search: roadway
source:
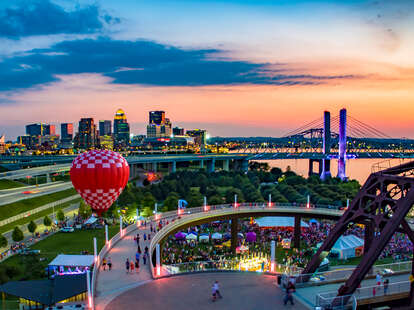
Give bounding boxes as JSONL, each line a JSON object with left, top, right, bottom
{"left": 0, "top": 201, "right": 79, "bottom": 253}
{"left": 0, "top": 181, "right": 74, "bottom": 206}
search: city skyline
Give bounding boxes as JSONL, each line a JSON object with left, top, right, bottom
{"left": 1, "top": 0, "right": 414, "bottom": 139}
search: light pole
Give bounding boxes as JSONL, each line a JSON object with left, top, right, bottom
{"left": 234, "top": 194, "right": 237, "bottom": 207}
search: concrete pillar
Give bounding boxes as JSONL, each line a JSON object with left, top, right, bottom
{"left": 170, "top": 161, "right": 176, "bottom": 173}
{"left": 321, "top": 111, "right": 332, "bottom": 180}
{"left": 207, "top": 159, "right": 215, "bottom": 173}
{"left": 152, "top": 162, "right": 158, "bottom": 172}
{"left": 86, "top": 269, "right": 92, "bottom": 310}
{"left": 231, "top": 218, "right": 238, "bottom": 254}
{"left": 294, "top": 216, "right": 301, "bottom": 248}
{"left": 119, "top": 216, "right": 123, "bottom": 236}
{"left": 223, "top": 159, "right": 229, "bottom": 171}
{"left": 93, "top": 237, "right": 98, "bottom": 264}
{"left": 46, "top": 173, "right": 51, "bottom": 183}
{"left": 337, "top": 108, "right": 347, "bottom": 180}
{"left": 105, "top": 225, "right": 108, "bottom": 244}
{"left": 241, "top": 159, "right": 248, "bottom": 173}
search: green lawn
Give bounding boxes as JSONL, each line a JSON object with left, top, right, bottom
{"left": 0, "top": 225, "right": 120, "bottom": 283}
{"left": 0, "top": 179, "right": 24, "bottom": 190}
{"left": 0, "top": 198, "right": 81, "bottom": 234}
{"left": 17, "top": 174, "right": 70, "bottom": 186}
{"left": 0, "top": 188, "right": 77, "bottom": 221}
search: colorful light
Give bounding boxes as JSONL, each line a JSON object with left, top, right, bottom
{"left": 156, "top": 266, "right": 161, "bottom": 276}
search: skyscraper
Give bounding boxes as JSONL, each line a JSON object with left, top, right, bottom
{"left": 99, "top": 120, "right": 112, "bottom": 136}
{"left": 61, "top": 123, "right": 73, "bottom": 142}
{"left": 44, "top": 124, "right": 56, "bottom": 136}
{"left": 173, "top": 127, "right": 185, "bottom": 136}
{"left": 26, "top": 123, "right": 43, "bottom": 136}
{"left": 149, "top": 111, "right": 165, "bottom": 125}
{"left": 75, "top": 118, "right": 96, "bottom": 149}
{"left": 113, "top": 109, "right": 130, "bottom": 148}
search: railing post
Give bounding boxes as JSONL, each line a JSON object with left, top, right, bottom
{"left": 270, "top": 240, "right": 276, "bottom": 272}
{"left": 156, "top": 243, "right": 161, "bottom": 276}
{"left": 86, "top": 269, "right": 93, "bottom": 310}
{"left": 119, "top": 216, "right": 123, "bottom": 236}
{"left": 93, "top": 237, "right": 97, "bottom": 264}
{"left": 234, "top": 194, "right": 237, "bottom": 208}
{"left": 268, "top": 194, "right": 272, "bottom": 207}
{"left": 105, "top": 225, "right": 108, "bottom": 245}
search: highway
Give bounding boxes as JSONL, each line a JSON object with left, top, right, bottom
{"left": 0, "top": 181, "right": 74, "bottom": 206}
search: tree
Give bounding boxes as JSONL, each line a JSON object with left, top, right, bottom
{"left": 78, "top": 201, "right": 92, "bottom": 219}
{"left": 0, "top": 234, "right": 7, "bottom": 248}
{"left": 142, "top": 192, "right": 156, "bottom": 209}
{"left": 163, "top": 192, "right": 179, "bottom": 211}
{"left": 27, "top": 221, "right": 37, "bottom": 235}
{"left": 56, "top": 209, "right": 65, "bottom": 222}
{"left": 208, "top": 195, "right": 223, "bottom": 205}
{"left": 12, "top": 227, "right": 24, "bottom": 243}
{"left": 43, "top": 216, "right": 52, "bottom": 227}
{"left": 225, "top": 188, "right": 244, "bottom": 204}
{"left": 186, "top": 189, "right": 203, "bottom": 207}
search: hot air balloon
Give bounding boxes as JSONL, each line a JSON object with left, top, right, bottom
{"left": 70, "top": 150, "right": 129, "bottom": 216}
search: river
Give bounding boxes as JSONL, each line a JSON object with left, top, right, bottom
{"left": 258, "top": 158, "right": 410, "bottom": 185}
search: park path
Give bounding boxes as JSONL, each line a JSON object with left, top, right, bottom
{"left": 95, "top": 224, "right": 154, "bottom": 310}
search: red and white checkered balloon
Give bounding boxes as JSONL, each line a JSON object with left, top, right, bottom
{"left": 70, "top": 150, "right": 129, "bottom": 216}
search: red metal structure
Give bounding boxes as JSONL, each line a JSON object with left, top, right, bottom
{"left": 301, "top": 160, "right": 414, "bottom": 306}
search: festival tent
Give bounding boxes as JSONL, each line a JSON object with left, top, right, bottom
{"left": 309, "top": 219, "right": 319, "bottom": 225}
{"left": 186, "top": 233, "right": 198, "bottom": 240}
{"left": 246, "top": 232, "right": 256, "bottom": 242}
{"left": 199, "top": 234, "right": 210, "bottom": 242}
{"left": 211, "top": 232, "right": 223, "bottom": 240}
{"left": 331, "top": 235, "right": 364, "bottom": 259}
{"left": 84, "top": 216, "right": 98, "bottom": 225}
{"left": 238, "top": 233, "right": 244, "bottom": 239}
{"left": 236, "top": 245, "right": 249, "bottom": 253}
{"left": 175, "top": 232, "right": 187, "bottom": 239}
{"left": 255, "top": 217, "right": 309, "bottom": 228}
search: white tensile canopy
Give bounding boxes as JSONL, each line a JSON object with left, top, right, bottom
{"left": 48, "top": 254, "right": 95, "bottom": 267}
{"left": 211, "top": 232, "right": 223, "bottom": 239}
{"left": 186, "top": 233, "right": 198, "bottom": 240}
{"left": 255, "top": 217, "right": 309, "bottom": 228}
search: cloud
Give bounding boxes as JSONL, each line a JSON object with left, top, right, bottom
{"left": 0, "top": 37, "right": 358, "bottom": 92}
{"left": 0, "top": 0, "right": 119, "bottom": 39}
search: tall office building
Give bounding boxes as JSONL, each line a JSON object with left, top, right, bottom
{"left": 26, "top": 123, "right": 44, "bottom": 136}
{"left": 147, "top": 111, "right": 172, "bottom": 138}
{"left": 0, "top": 135, "right": 5, "bottom": 154}
{"left": 186, "top": 129, "right": 207, "bottom": 146}
{"left": 113, "top": 109, "right": 130, "bottom": 148}
{"left": 61, "top": 123, "right": 73, "bottom": 142}
{"left": 149, "top": 111, "right": 165, "bottom": 125}
{"left": 75, "top": 118, "right": 96, "bottom": 149}
{"left": 44, "top": 124, "right": 56, "bottom": 136}
{"left": 173, "top": 127, "right": 185, "bottom": 136}
{"left": 99, "top": 120, "right": 112, "bottom": 136}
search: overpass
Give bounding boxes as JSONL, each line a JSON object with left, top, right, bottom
{"left": 0, "top": 154, "right": 250, "bottom": 180}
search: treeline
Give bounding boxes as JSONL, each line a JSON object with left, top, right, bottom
{"left": 111, "top": 162, "right": 361, "bottom": 219}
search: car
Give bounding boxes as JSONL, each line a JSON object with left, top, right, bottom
{"left": 60, "top": 227, "right": 74, "bottom": 233}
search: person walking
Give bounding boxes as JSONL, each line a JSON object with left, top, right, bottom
{"left": 130, "top": 260, "right": 135, "bottom": 273}
{"left": 107, "top": 257, "right": 112, "bottom": 271}
{"left": 384, "top": 279, "right": 389, "bottom": 295}
{"left": 283, "top": 282, "right": 295, "bottom": 306}
{"left": 211, "top": 283, "right": 217, "bottom": 302}
{"left": 102, "top": 258, "right": 107, "bottom": 271}
{"left": 125, "top": 258, "right": 130, "bottom": 274}
{"left": 135, "top": 258, "right": 140, "bottom": 272}
{"left": 213, "top": 281, "right": 222, "bottom": 299}
{"left": 144, "top": 233, "right": 147, "bottom": 241}
{"left": 143, "top": 252, "right": 147, "bottom": 265}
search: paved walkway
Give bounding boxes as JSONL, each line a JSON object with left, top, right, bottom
{"left": 106, "top": 273, "right": 307, "bottom": 310}
{"left": 95, "top": 223, "right": 154, "bottom": 310}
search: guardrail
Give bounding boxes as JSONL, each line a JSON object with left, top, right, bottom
{"left": 295, "top": 261, "right": 412, "bottom": 287}
{"left": 163, "top": 259, "right": 302, "bottom": 276}
{"left": 316, "top": 281, "right": 410, "bottom": 309}
{"left": 0, "top": 194, "right": 80, "bottom": 227}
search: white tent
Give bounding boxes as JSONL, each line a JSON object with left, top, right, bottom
{"left": 186, "top": 233, "right": 198, "bottom": 240}
{"left": 48, "top": 254, "right": 94, "bottom": 267}
{"left": 211, "top": 232, "right": 223, "bottom": 240}
{"left": 84, "top": 216, "right": 98, "bottom": 225}
{"left": 255, "top": 217, "right": 309, "bottom": 228}
{"left": 331, "top": 235, "right": 364, "bottom": 259}
{"left": 199, "top": 235, "right": 210, "bottom": 242}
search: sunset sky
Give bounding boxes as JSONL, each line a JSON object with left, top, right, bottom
{"left": 0, "top": 0, "right": 413, "bottom": 139}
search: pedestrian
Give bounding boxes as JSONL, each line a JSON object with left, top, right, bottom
{"left": 135, "top": 251, "right": 140, "bottom": 264}
{"left": 138, "top": 245, "right": 142, "bottom": 254}
{"left": 130, "top": 260, "right": 135, "bottom": 273}
{"left": 143, "top": 253, "right": 147, "bottom": 265}
{"left": 211, "top": 283, "right": 217, "bottom": 302}
{"left": 135, "top": 258, "right": 139, "bottom": 272}
{"left": 283, "top": 282, "right": 295, "bottom": 306}
{"left": 144, "top": 233, "right": 147, "bottom": 241}
{"left": 102, "top": 258, "right": 107, "bottom": 271}
{"left": 145, "top": 246, "right": 149, "bottom": 254}
{"left": 372, "top": 286, "right": 376, "bottom": 297}
{"left": 107, "top": 257, "right": 112, "bottom": 271}
{"left": 376, "top": 272, "right": 382, "bottom": 286}
{"left": 213, "top": 281, "right": 222, "bottom": 299}
{"left": 148, "top": 234, "right": 151, "bottom": 241}
{"left": 384, "top": 279, "right": 389, "bottom": 295}
{"left": 126, "top": 258, "right": 130, "bottom": 274}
